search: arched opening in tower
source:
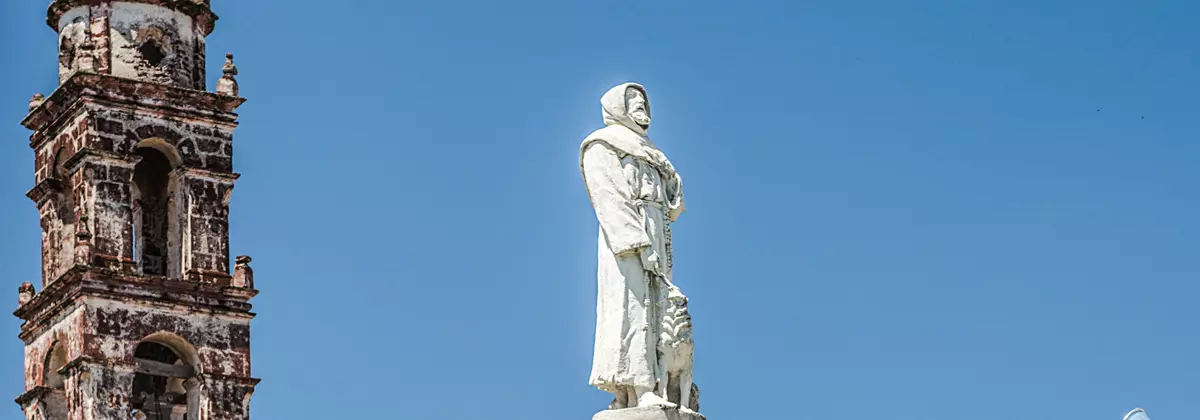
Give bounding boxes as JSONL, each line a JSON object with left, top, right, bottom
{"left": 131, "top": 341, "right": 195, "bottom": 420}
{"left": 133, "top": 146, "right": 174, "bottom": 276}
{"left": 41, "top": 341, "right": 69, "bottom": 419}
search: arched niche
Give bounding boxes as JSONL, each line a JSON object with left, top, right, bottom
{"left": 132, "top": 138, "right": 183, "bottom": 277}
{"left": 40, "top": 339, "right": 69, "bottom": 419}
{"left": 131, "top": 332, "right": 201, "bottom": 420}
{"left": 42, "top": 340, "right": 68, "bottom": 389}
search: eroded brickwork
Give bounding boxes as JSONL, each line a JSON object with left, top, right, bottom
{"left": 17, "top": 2, "right": 257, "bottom": 419}
{"left": 54, "top": 2, "right": 213, "bottom": 90}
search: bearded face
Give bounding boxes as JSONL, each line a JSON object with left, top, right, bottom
{"left": 626, "top": 87, "right": 651, "bottom": 128}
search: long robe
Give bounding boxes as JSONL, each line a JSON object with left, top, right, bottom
{"left": 581, "top": 83, "right": 685, "bottom": 393}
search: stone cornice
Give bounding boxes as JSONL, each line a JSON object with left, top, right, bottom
{"left": 64, "top": 148, "right": 138, "bottom": 171}
{"left": 26, "top": 178, "right": 65, "bottom": 206}
{"left": 47, "top": 0, "right": 218, "bottom": 36}
{"left": 14, "top": 386, "right": 53, "bottom": 407}
{"left": 24, "top": 98, "right": 88, "bottom": 152}
{"left": 15, "top": 268, "right": 257, "bottom": 342}
{"left": 182, "top": 166, "right": 241, "bottom": 183}
{"left": 24, "top": 73, "right": 245, "bottom": 143}
{"left": 58, "top": 355, "right": 102, "bottom": 376}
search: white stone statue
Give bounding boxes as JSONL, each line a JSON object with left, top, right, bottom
{"left": 580, "top": 83, "right": 699, "bottom": 416}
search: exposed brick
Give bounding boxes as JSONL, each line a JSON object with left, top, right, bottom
{"left": 95, "top": 134, "right": 114, "bottom": 151}
{"left": 95, "top": 171, "right": 111, "bottom": 186}
{"left": 207, "top": 156, "right": 232, "bottom": 172}
{"left": 197, "top": 138, "right": 221, "bottom": 153}
{"left": 134, "top": 125, "right": 156, "bottom": 141}
{"left": 96, "top": 118, "right": 123, "bottom": 135}
{"left": 108, "top": 166, "right": 132, "bottom": 182}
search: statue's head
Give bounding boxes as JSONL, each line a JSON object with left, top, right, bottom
{"left": 626, "top": 87, "right": 651, "bottom": 128}
{"left": 601, "top": 82, "right": 651, "bottom": 135}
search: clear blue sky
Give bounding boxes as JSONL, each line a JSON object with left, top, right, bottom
{"left": 2, "top": 1, "right": 1198, "bottom": 419}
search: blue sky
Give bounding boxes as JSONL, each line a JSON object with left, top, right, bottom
{"left": 1, "top": 1, "right": 1198, "bottom": 419}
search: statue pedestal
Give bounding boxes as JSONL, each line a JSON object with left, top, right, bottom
{"left": 594, "top": 407, "right": 705, "bottom": 420}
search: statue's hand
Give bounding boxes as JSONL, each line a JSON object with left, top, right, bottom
{"left": 641, "top": 247, "right": 663, "bottom": 275}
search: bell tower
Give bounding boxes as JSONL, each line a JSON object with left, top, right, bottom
{"left": 16, "top": 1, "right": 258, "bottom": 419}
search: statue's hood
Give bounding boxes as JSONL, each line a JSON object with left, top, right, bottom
{"left": 601, "top": 82, "right": 650, "bottom": 137}
{"left": 581, "top": 83, "right": 676, "bottom": 179}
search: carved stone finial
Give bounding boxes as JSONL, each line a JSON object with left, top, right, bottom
{"left": 223, "top": 53, "right": 238, "bottom": 76}
{"left": 217, "top": 53, "right": 239, "bottom": 96}
{"left": 29, "top": 94, "right": 45, "bottom": 113}
{"left": 232, "top": 255, "right": 254, "bottom": 289}
{"left": 18, "top": 282, "right": 35, "bottom": 307}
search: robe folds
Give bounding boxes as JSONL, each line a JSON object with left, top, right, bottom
{"left": 580, "top": 83, "right": 685, "bottom": 393}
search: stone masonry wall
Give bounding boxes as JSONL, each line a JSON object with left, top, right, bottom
{"left": 183, "top": 176, "right": 233, "bottom": 277}
{"left": 57, "top": 3, "right": 206, "bottom": 90}
{"left": 86, "top": 299, "right": 251, "bottom": 378}
{"left": 32, "top": 114, "right": 89, "bottom": 285}
{"left": 32, "top": 104, "right": 236, "bottom": 283}
{"left": 23, "top": 305, "right": 86, "bottom": 391}
{"left": 22, "top": 298, "right": 252, "bottom": 420}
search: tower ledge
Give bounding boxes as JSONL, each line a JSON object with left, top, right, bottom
{"left": 24, "top": 72, "right": 245, "bottom": 140}
{"left": 15, "top": 267, "right": 257, "bottom": 343}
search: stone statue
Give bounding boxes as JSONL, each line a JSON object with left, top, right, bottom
{"left": 580, "top": 83, "right": 700, "bottom": 418}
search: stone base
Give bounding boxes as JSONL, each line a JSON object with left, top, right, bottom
{"left": 594, "top": 406, "right": 705, "bottom": 420}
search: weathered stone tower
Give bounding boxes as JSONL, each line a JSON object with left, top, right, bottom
{"left": 15, "top": 1, "right": 258, "bottom": 419}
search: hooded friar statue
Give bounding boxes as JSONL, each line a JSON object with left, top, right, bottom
{"left": 580, "top": 83, "right": 700, "bottom": 417}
